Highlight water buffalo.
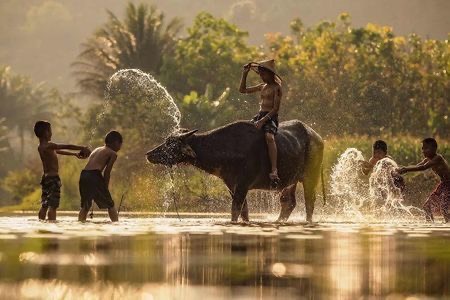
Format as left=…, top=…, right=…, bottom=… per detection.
left=146, top=120, right=324, bottom=222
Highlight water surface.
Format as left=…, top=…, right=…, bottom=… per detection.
left=0, top=214, right=448, bottom=299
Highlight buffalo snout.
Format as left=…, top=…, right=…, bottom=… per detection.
left=146, top=147, right=161, bottom=164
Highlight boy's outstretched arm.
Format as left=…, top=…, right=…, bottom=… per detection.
left=55, top=150, right=78, bottom=156
left=49, top=143, right=90, bottom=158
left=239, top=64, right=263, bottom=94
left=398, top=157, right=439, bottom=174
left=103, top=153, right=117, bottom=187
left=48, top=142, right=89, bottom=152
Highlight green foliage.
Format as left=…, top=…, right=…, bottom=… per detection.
left=1, top=169, right=39, bottom=204
left=179, top=84, right=235, bottom=129
left=11, top=188, right=41, bottom=211
left=0, top=118, right=16, bottom=181
left=121, top=166, right=229, bottom=213
left=160, top=12, right=259, bottom=100
left=0, top=66, right=55, bottom=156
left=58, top=157, right=86, bottom=210
left=264, top=14, right=450, bottom=138
left=161, top=12, right=262, bottom=124
left=73, top=2, right=182, bottom=98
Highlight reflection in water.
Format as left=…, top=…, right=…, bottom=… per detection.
left=0, top=216, right=448, bottom=299
left=328, top=231, right=362, bottom=299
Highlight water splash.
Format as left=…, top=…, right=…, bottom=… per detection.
left=330, top=148, right=368, bottom=210
left=329, top=148, right=422, bottom=222
left=105, top=69, right=181, bottom=132
left=88, top=68, right=182, bottom=146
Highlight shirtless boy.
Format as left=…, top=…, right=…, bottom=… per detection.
left=34, top=120, right=90, bottom=221
left=361, top=140, right=390, bottom=175
left=397, top=138, right=450, bottom=222
left=78, top=130, right=122, bottom=222
left=239, top=59, right=282, bottom=187
left=361, top=140, right=405, bottom=190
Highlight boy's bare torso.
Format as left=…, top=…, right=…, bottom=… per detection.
left=259, top=83, right=280, bottom=112
left=369, top=155, right=393, bottom=167
left=84, top=146, right=116, bottom=171
left=426, top=154, right=450, bottom=181
left=38, top=142, right=59, bottom=176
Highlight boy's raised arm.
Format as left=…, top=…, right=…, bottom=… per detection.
left=103, top=153, right=117, bottom=187
left=239, top=64, right=263, bottom=94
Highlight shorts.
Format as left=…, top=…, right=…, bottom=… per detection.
left=251, top=111, right=279, bottom=135
left=79, top=170, right=115, bottom=210
left=423, top=180, right=450, bottom=217
left=40, top=175, right=61, bottom=209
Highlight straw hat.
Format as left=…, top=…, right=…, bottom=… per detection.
left=249, top=59, right=282, bottom=83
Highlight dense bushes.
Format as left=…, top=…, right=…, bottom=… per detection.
left=3, top=135, right=447, bottom=212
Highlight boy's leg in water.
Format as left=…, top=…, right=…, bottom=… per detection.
left=265, top=132, right=279, bottom=180
left=441, top=194, right=449, bottom=223
left=108, top=207, right=119, bottom=222
left=78, top=206, right=91, bottom=222
left=423, top=198, right=434, bottom=222
left=38, top=206, right=48, bottom=220
left=47, top=207, right=57, bottom=221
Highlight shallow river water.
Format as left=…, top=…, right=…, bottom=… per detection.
left=0, top=213, right=448, bottom=299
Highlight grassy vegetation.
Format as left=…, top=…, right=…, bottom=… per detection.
left=2, top=135, right=448, bottom=213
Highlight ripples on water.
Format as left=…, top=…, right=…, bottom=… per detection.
left=0, top=214, right=448, bottom=300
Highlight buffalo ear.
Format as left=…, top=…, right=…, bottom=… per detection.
left=181, top=144, right=196, bottom=159
left=179, top=129, right=198, bottom=140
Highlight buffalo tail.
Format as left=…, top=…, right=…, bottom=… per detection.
left=321, top=165, right=326, bottom=205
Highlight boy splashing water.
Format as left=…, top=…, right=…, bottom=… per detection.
left=397, top=138, right=450, bottom=222
left=239, top=59, right=282, bottom=187
left=360, top=140, right=405, bottom=191
left=78, top=131, right=122, bottom=222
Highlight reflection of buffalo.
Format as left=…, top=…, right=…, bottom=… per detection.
left=146, top=120, right=324, bottom=222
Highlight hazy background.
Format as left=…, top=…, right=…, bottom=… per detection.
left=1, top=0, right=449, bottom=92
left=0, top=0, right=449, bottom=211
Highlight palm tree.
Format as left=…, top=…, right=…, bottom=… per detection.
left=72, top=2, right=182, bottom=98
left=0, top=66, right=53, bottom=158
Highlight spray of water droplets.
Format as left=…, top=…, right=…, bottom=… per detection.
left=88, top=69, right=184, bottom=213
left=106, top=69, right=181, bottom=131
left=328, top=148, right=422, bottom=222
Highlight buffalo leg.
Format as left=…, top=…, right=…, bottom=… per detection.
left=240, top=200, right=249, bottom=222
left=277, top=184, right=297, bottom=222
left=303, top=136, right=324, bottom=223
left=303, top=180, right=316, bottom=223
left=231, top=186, right=248, bottom=222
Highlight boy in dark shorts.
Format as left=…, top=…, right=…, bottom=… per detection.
left=239, top=59, right=282, bottom=187
left=397, top=138, right=450, bottom=222
left=34, top=120, right=90, bottom=221
left=78, top=130, right=122, bottom=222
